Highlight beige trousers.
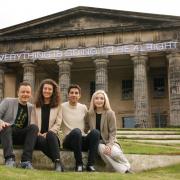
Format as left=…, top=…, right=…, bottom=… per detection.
left=98, top=143, right=130, bottom=173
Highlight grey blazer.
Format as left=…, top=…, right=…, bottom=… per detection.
left=88, top=110, right=118, bottom=146
left=0, top=98, right=33, bottom=125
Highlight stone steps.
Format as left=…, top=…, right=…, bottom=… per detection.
left=117, top=130, right=180, bottom=135
left=116, top=130, right=180, bottom=143
left=117, top=130, right=180, bottom=172
left=1, top=149, right=180, bottom=172
left=1, top=130, right=180, bottom=172
left=117, top=134, right=180, bottom=139
left=128, top=139, right=180, bottom=144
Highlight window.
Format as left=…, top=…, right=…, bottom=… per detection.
left=123, top=117, right=135, bottom=128
left=122, top=80, right=133, bottom=100
left=153, top=77, right=165, bottom=97
left=154, top=113, right=167, bottom=127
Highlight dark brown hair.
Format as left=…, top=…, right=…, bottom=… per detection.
left=34, top=79, right=61, bottom=108
left=68, top=84, right=81, bottom=94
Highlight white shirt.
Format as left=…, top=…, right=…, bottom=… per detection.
left=61, top=101, right=87, bottom=137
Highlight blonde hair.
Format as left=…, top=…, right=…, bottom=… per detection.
left=89, top=90, right=112, bottom=114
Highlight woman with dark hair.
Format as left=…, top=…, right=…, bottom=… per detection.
left=31, top=79, right=63, bottom=172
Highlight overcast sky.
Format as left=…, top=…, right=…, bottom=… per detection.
left=0, top=0, right=180, bottom=29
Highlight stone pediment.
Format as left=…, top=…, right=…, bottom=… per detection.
left=1, top=6, right=180, bottom=40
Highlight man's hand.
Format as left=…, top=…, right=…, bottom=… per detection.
left=0, top=122, right=11, bottom=131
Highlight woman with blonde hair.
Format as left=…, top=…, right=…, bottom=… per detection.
left=31, top=79, right=63, bottom=172
left=88, top=90, right=131, bottom=173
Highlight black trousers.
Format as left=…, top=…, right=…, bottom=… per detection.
left=63, top=128, right=100, bottom=166
left=0, top=124, right=38, bottom=162
left=35, top=131, right=60, bottom=162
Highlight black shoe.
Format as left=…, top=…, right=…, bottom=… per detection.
left=125, top=170, right=134, bottom=174
left=75, top=165, right=83, bottom=172
left=5, top=157, right=16, bottom=168
left=86, top=165, right=96, bottom=172
left=54, top=160, right=64, bottom=172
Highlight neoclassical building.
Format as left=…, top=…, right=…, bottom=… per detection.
left=0, top=6, right=180, bottom=128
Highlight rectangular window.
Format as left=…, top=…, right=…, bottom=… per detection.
left=153, top=77, right=165, bottom=97
left=154, top=113, right=167, bottom=127
left=122, top=117, right=135, bottom=128
left=122, top=80, right=133, bottom=100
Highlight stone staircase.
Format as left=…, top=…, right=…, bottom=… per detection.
left=1, top=149, right=180, bottom=172
left=116, top=129, right=180, bottom=144
left=0, top=129, right=180, bottom=172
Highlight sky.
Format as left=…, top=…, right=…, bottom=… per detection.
left=0, top=0, right=180, bottom=29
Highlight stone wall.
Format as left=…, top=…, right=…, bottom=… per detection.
left=1, top=149, right=180, bottom=172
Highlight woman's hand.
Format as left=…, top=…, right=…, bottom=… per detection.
left=103, top=145, right=112, bottom=155
left=38, top=132, right=47, bottom=138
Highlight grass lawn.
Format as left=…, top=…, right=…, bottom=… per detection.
left=117, top=128, right=180, bottom=131
left=1, top=163, right=180, bottom=180
left=116, top=128, right=180, bottom=155
left=120, top=140, right=180, bottom=155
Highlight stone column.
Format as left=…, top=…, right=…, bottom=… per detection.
left=21, top=61, right=36, bottom=93
left=167, top=53, right=180, bottom=126
left=57, top=60, right=72, bottom=102
left=94, top=58, right=109, bottom=92
left=131, top=54, right=150, bottom=128
left=0, top=65, right=5, bottom=101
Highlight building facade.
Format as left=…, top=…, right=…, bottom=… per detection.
left=0, top=6, right=180, bottom=128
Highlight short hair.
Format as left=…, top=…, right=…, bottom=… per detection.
left=17, top=81, right=31, bottom=91
left=68, top=84, right=81, bottom=94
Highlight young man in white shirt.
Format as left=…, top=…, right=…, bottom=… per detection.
left=61, top=84, right=100, bottom=172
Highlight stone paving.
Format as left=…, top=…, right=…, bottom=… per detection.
left=127, top=154, right=180, bottom=172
